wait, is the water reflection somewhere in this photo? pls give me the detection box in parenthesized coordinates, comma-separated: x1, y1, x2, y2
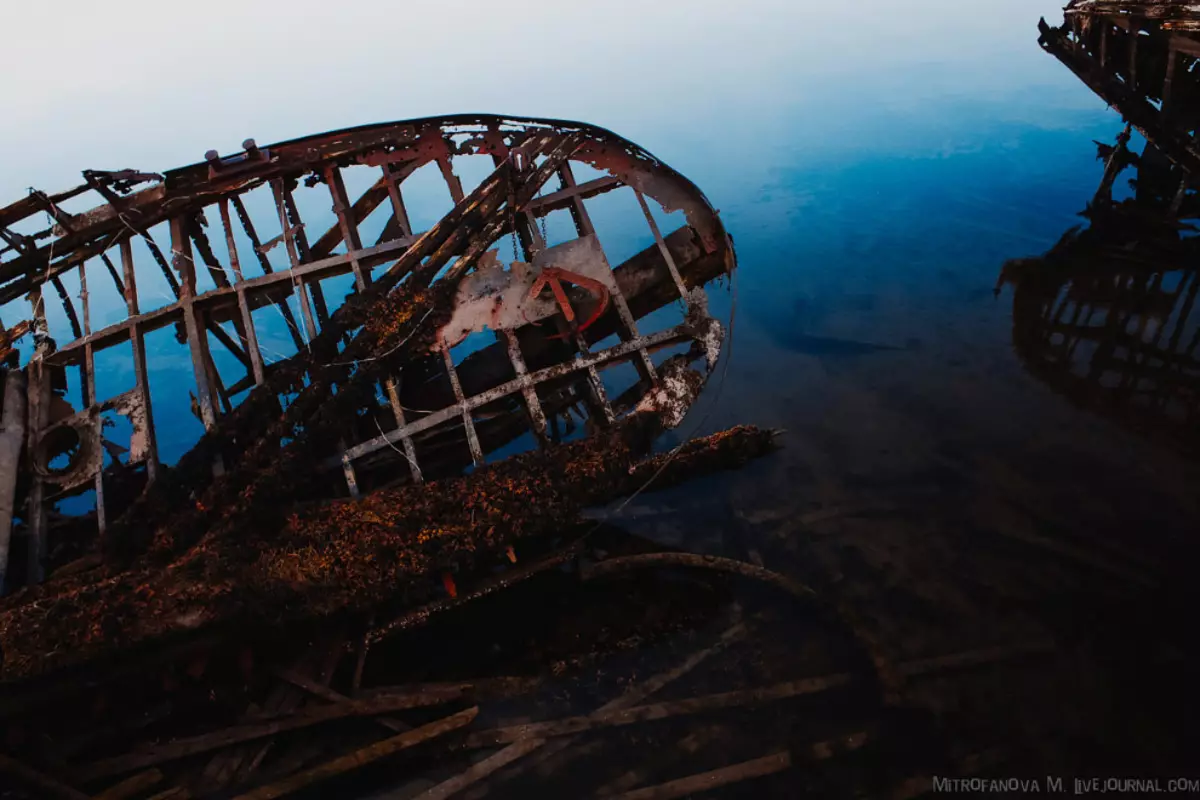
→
(1002, 10, 1200, 456)
(1001, 197, 1200, 456)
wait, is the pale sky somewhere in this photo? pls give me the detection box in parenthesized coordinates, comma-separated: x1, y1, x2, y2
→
(2, 0, 1068, 200)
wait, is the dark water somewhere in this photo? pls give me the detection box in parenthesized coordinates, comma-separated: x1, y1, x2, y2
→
(341, 5, 1200, 793)
(549, 4, 1200, 794)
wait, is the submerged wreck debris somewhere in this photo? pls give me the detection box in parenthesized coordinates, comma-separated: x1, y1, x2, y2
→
(1008, 6, 1200, 454)
(0, 116, 881, 798)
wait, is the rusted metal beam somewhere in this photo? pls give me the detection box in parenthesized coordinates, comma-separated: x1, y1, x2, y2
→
(1066, 2, 1200, 22)
(44, 235, 424, 361)
(230, 193, 307, 351)
(517, 193, 615, 427)
(170, 217, 218, 432)
(219, 199, 266, 386)
(50, 276, 83, 341)
(0, 369, 26, 592)
(119, 236, 160, 482)
(270, 180, 318, 343)
(382, 162, 415, 239)
(79, 256, 108, 534)
(82, 173, 182, 302)
(564, 164, 655, 382)
(339, 326, 691, 465)
(324, 166, 370, 291)
(310, 176, 391, 260)
(0, 183, 91, 229)
(501, 330, 549, 444)
(634, 190, 690, 303)
(189, 215, 233, 289)
(441, 346, 484, 465)
(529, 174, 621, 216)
(24, 346, 51, 585)
(205, 319, 253, 373)
(0, 115, 717, 292)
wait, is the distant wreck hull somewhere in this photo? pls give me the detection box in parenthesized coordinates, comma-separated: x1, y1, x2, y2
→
(1013, 4, 1200, 456)
(0, 115, 759, 684)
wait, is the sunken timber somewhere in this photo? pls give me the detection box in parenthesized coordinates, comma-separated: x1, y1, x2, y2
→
(0, 115, 775, 686)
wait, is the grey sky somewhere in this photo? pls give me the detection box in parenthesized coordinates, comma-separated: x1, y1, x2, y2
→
(3, 0, 1066, 200)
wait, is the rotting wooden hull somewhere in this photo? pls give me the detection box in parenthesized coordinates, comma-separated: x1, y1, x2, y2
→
(0, 115, 736, 588)
(0, 115, 759, 683)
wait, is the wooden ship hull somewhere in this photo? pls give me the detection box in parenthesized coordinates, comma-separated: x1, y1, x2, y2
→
(0, 116, 814, 797)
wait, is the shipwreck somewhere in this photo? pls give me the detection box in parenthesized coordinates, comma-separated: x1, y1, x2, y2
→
(0, 116, 859, 799)
(1011, 1, 1200, 453)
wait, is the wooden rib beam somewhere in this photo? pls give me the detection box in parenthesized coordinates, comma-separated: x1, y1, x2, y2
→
(230, 707, 478, 800)
(464, 674, 855, 748)
(76, 691, 468, 782)
(409, 618, 748, 800)
(309, 176, 391, 260)
(607, 751, 794, 800)
(92, 769, 165, 800)
(0, 753, 89, 800)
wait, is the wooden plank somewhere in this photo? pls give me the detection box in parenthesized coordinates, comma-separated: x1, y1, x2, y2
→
(270, 667, 422, 734)
(401, 739, 545, 800)
(411, 619, 748, 800)
(558, 164, 655, 382)
(24, 349, 50, 584)
(608, 752, 793, 800)
(230, 707, 478, 800)
(92, 768, 164, 800)
(0, 753, 89, 800)
(324, 166, 369, 291)
(77, 691, 467, 781)
(144, 789, 190, 800)
(170, 216, 218, 432)
(634, 190, 689, 302)
(207, 641, 344, 789)
(218, 198, 265, 386)
(0, 370, 26, 591)
(527, 175, 621, 215)
(464, 674, 854, 747)
(269, 180, 318, 342)
(119, 236, 159, 482)
(608, 733, 870, 800)
(309, 176, 391, 260)
(461, 639, 1047, 760)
